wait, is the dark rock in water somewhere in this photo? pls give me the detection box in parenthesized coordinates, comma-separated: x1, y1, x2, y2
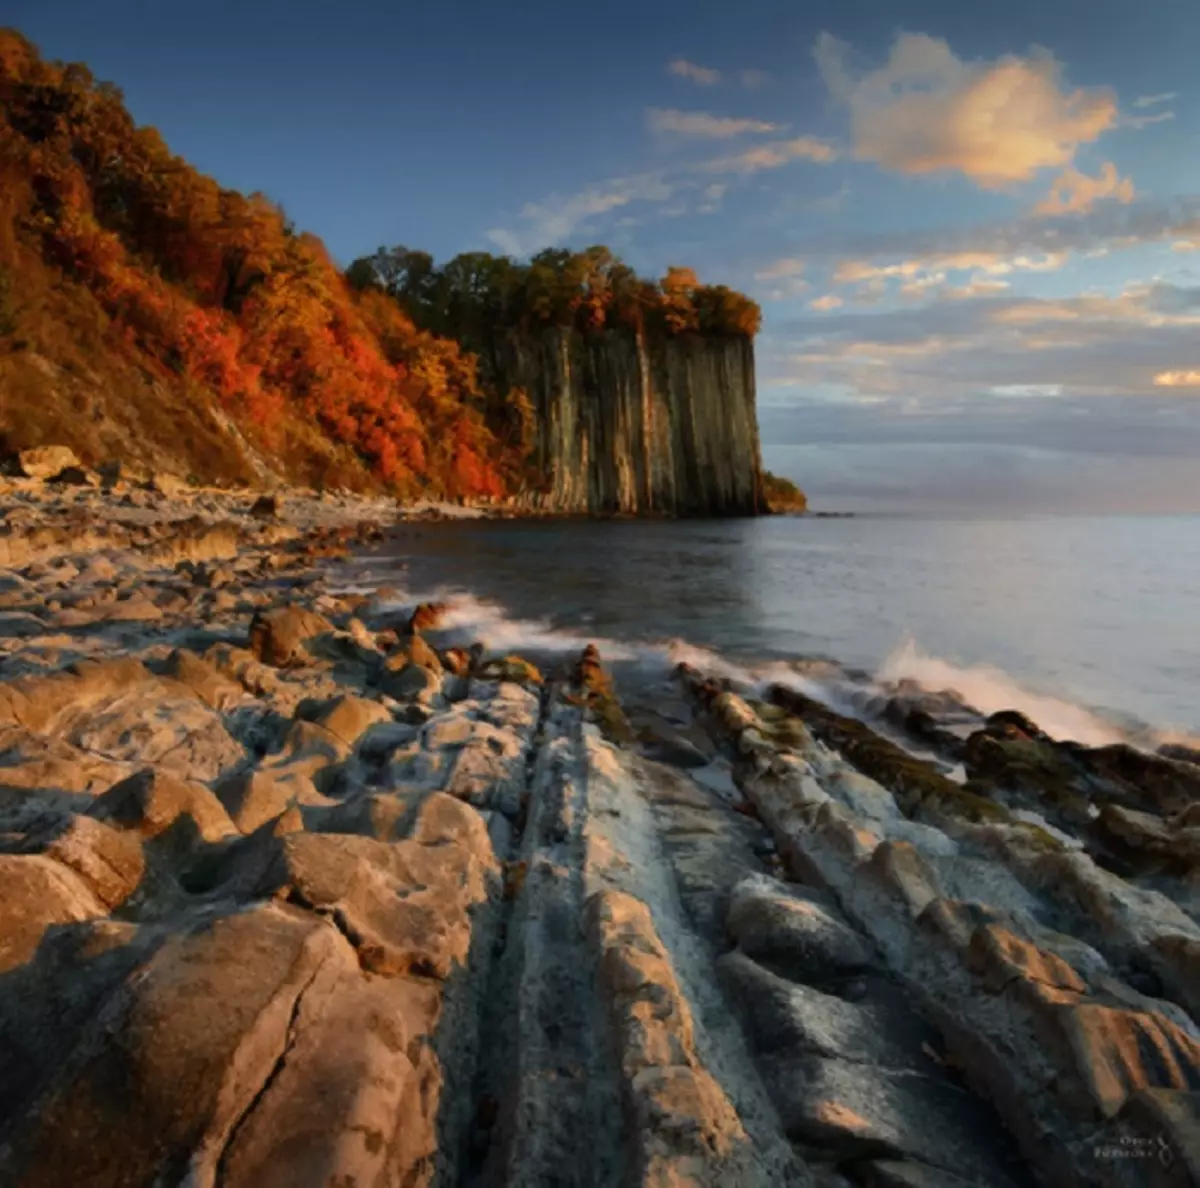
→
(406, 600, 446, 634)
(985, 709, 1050, 741)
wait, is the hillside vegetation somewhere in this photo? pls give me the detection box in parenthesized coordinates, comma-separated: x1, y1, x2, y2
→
(0, 30, 772, 501)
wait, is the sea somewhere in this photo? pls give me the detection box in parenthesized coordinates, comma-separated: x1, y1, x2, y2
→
(336, 512, 1200, 747)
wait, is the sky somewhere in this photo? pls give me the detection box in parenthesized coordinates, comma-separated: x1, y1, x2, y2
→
(8, 0, 1200, 512)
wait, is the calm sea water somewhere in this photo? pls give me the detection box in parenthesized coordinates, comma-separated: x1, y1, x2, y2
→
(341, 513, 1200, 741)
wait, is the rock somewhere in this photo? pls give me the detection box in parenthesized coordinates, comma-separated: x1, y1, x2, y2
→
(48, 465, 96, 487)
(725, 874, 876, 983)
(162, 648, 243, 711)
(146, 471, 189, 497)
(441, 646, 473, 677)
(407, 601, 446, 633)
(248, 604, 334, 667)
(476, 654, 543, 686)
(317, 694, 393, 747)
(0, 854, 106, 973)
(14, 446, 81, 480)
(587, 889, 747, 1177)
(254, 794, 496, 977)
(30, 814, 145, 910)
(381, 661, 443, 703)
(215, 767, 332, 834)
(0, 904, 446, 1188)
(387, 632, 443, 675)
(249, 493, 280, 518)
(90, 768, 237, 844)
(763, 1053, 1018, 1184)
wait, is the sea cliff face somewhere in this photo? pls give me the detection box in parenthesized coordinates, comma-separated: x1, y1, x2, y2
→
(491, 327, 763, 517)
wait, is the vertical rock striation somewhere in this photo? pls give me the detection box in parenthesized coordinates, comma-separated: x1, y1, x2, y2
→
(493, 327, 763, 517)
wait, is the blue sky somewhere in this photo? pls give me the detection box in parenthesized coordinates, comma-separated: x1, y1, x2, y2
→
(9, 0, 1200, 510)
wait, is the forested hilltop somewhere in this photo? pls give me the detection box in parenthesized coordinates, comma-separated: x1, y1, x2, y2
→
(0, 30, 796, 511)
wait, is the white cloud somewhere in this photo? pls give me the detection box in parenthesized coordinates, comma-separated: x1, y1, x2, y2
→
(1154, 370, 1200, 387)
(667, 59, 721, 86)
(646, 108, 783, 138)
(1133, 92, 1176, 108)
(815, 31, 1120, 188)
(809, 294, 844, 311)
(1034, 162, 1134, 216)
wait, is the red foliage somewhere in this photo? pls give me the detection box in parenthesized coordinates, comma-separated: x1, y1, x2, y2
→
(0, 28, 521, 497)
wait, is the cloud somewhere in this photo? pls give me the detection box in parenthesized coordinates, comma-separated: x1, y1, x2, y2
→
(1034, 162, 1134, 216)
(1154, 370, 1200, 387)
(757, 281, 1200, 408)
(809, 294, 844, 311)
(1122, 110, 1175, 129)
(702, 135, 837, 173)
(646, 108, 783, 138)
(486, 173, 673, 255)
(740, 69, 770, 89)
(814, 31, 1120, 188)
(1133, 92, 1176, 108)
(755, 257, 805, 280)
(667, 58, 720, 86)
(832, 250, 1065, 285)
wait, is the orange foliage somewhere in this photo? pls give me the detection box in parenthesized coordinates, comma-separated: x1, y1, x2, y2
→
(0, 28, 515, 497)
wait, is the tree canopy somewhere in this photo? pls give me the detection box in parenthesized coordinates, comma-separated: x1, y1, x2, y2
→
(347, 246, 762, 341)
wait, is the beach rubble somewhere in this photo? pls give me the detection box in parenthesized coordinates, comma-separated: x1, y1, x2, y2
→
(0, 466, 1195, 1188)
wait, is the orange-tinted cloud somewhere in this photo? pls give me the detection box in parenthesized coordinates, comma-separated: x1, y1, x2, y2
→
(815, 31, 1120, 188)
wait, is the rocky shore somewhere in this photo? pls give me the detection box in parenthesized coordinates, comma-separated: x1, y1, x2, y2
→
(0, 451, 1196, 1187)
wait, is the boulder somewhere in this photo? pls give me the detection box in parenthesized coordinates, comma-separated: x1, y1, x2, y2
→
(90, 768, 237, 843)
(380, 661, 443, 703)
(406, 601, 446, 634)
(248, 605, 334, 667)
(0, 854, 106, 973)
(388, 633, 443, 675)
(317, 694, 393, 747)
(14, 446, 81, 480)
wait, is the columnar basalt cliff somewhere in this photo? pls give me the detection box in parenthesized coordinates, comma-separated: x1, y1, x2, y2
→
(495, 326, 763, 516)
(347, 246, 775, 517)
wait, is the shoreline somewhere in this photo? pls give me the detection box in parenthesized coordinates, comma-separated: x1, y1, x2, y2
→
(0, 464, 1196, 1186)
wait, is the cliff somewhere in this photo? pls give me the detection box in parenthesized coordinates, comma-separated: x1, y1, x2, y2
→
(495, 326, 763, 516)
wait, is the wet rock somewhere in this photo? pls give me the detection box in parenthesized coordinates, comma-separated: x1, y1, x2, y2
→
(407, 601, 446, 633)
(476, 654, 543, 686)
